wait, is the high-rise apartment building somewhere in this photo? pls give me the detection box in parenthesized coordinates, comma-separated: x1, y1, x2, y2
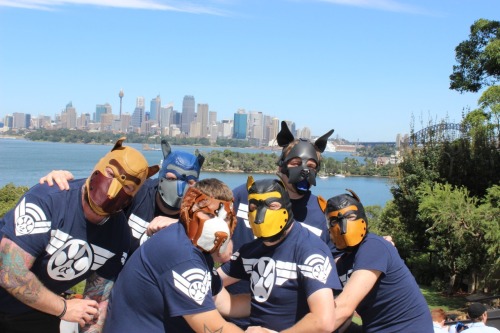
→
(181, 95, 195, 135)
(233, 109, 247, 139)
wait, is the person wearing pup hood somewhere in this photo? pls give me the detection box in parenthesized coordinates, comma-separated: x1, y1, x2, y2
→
(38, 139, 205, 256)
(103, 178, 250, 333)
(218, 177, 341, 332)
(227, 122, 336, 328)
(0, 137, 158, 333)
(325, 189, 433, 333)
(123, 139, 205, 254)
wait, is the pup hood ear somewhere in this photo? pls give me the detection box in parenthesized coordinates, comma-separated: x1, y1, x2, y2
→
(147, 165, 160, 179)
(276, 121, 295, 147)
(314, 129, 334, 153)
(161, 139, 172, 158)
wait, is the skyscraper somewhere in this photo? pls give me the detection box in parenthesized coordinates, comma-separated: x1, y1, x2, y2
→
(95, 103, 112, 123)
(233, 109, 247, 139)
(248, 111, 264, 145)
(181, 95, 195, 135)
(150, 95, 161, 124)
(197, 103, 209, 137)
(131, 97, 145, 129)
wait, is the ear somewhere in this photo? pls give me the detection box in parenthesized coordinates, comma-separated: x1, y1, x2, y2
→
(147, 165, 160, 179)
(317, 195, 327, 213)
(197, 154, 205, 168)
(346, 188, 361, 203)
(161, 139, 171, 158)
(314, 129, 334, 153)
(246, 176, 255, 192)
(111, 137, 127, 151)
(276, 121, 295, 147)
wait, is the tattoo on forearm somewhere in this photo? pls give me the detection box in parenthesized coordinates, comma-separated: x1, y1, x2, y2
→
(0, 238, 41, 305)
(84, 273, 113, 302)
(204, 324, 223, 332)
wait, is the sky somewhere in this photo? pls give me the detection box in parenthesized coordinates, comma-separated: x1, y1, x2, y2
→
(0, 0, 498, 142)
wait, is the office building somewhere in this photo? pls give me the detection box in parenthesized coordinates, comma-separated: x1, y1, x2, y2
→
(233, 109, 247, 139)
(95, 103, 112, 123)
(181, 95, 195, 135)
(150, 95, 161, 124)
(197, 103, 209, 137)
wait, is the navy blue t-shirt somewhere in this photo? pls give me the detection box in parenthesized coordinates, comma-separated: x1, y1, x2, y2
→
(222, 223, 342, 331)
(103, 223, 221, 333)
(231, 182, 337, 254)
(0, 179, 129, 315)
(336, 233, 433, 333)
(124, 178, 159, 253)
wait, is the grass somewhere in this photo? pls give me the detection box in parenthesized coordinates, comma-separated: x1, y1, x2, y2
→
(421, 286, 468, 313)
(350, 285, 469, 326)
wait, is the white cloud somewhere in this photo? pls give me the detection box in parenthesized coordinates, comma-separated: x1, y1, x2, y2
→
(0, 0, 229, 14)
(309, 0, 432, 15)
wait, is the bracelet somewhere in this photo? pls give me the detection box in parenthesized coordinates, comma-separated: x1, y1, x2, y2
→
(57, 298, 67, 319)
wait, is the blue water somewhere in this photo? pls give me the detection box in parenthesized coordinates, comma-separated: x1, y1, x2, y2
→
(0, 138, 394, 207)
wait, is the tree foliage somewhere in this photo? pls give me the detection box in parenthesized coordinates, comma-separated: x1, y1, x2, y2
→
(416, 183, 496, 294)
(379, 18, 500, 293)
(450, 18, 500, 93)
(0, 183, 28, 218)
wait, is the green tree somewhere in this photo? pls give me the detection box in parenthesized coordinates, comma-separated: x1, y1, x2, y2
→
(450, 19, 500, 93)
(417, 183, 485, 294)
(0, 183, 29, 217)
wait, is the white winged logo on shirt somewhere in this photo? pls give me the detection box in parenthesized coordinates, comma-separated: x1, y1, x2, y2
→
(173, 268, 211, 305)
(14, 198, 51, 235)
(241, 253, 331, 303)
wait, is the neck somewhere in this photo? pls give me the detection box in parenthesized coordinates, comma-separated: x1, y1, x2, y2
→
(276, 171, 304, 200)
(155, 193, 180, 216)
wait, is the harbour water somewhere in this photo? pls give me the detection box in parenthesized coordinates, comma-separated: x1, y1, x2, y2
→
(0, 138, 394, 207)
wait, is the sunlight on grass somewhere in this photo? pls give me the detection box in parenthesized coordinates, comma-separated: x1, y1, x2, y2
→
(421, 286, 467, 312)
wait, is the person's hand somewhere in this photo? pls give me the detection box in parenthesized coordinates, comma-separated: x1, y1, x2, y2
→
(245, 327, 277, 333)
(39, 170, 74, 190)
(81, 299, 108, 331)
(383, 235, 395, 247)
(213, 240, 233, 264)
(146, 216, 178, 236)
(63, 298, 99, 327)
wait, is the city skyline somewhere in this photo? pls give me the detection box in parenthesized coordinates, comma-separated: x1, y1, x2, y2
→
(1, 0, 498, 141)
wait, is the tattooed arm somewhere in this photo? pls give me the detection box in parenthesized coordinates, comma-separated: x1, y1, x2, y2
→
(0, 236, 99, 325)
(81, 272, 114, 333)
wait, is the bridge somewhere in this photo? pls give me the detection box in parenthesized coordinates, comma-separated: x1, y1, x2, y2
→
(410, 123, 464, 145)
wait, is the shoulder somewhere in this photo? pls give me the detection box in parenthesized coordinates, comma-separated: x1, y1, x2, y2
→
(360, 233, 393, 250)
(143, 224, 199, 260)
(291, 224, 331, 252)
(232, 183, 247, 198)
(137, 178, 158, 196)
(23, 179, 83, 208)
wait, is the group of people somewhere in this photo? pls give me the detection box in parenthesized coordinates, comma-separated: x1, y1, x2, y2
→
(432, 303, 499, 333)
(0, 122, 437, 333)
